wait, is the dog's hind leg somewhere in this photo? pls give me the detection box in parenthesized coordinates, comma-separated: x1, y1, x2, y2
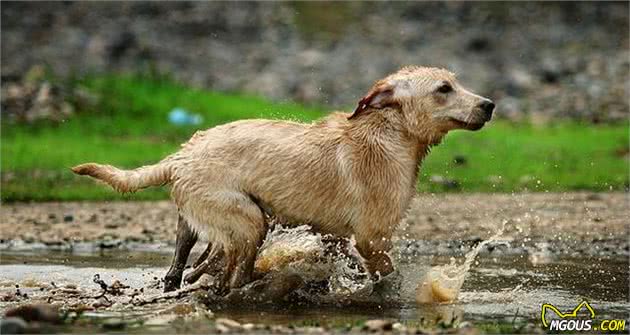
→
(215, 229, 265, 294)
(164, 214, 198, 292)
(184, 245, 225, 285)
(189, 191, 266, 294)
(226, 232, 261, 289)
(192, 243, 213, 268)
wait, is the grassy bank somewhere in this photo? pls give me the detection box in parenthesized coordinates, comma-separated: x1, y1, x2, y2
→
(2, 74, 628, 201)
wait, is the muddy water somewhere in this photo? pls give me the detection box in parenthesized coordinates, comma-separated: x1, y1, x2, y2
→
(1, 246, 627, 332)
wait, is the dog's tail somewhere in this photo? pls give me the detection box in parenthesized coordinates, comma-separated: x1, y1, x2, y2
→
(71, 161, 172, 193)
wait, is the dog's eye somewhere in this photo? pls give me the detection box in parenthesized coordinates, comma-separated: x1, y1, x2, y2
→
(437, 83, 453, 94)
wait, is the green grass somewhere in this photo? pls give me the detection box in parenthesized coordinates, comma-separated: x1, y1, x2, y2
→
(418, 121, 628, 193)
(2, 74, 628, 201)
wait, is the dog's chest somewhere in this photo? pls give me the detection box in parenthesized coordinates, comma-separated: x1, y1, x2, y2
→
(315, 156, 417, 233)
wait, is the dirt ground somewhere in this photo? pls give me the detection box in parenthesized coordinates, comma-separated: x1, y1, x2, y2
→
(1, 192, 627, 246)
(1, 192, 628, 334)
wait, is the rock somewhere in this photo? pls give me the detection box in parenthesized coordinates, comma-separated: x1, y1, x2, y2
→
(102, 319, 126, 331)
(167, 303, 195, 316)
(2, 3, 627, 122)
(107, 31, 136, 60)
(429, 175, 445, 184)
(242, 323, 256, 331)
(97, 238, 122, 249)
(92, 297, 112, 309)
(429, 175, 460, 191)
(109, 280, 130, 294)
(508, 68, 535, 90)
(392, 322, 406, 332)
(363, 319, 393, 332)
(215, 324, 231, 333)
(540, 56, 569, 84)
(270, 325, 293, 333)
(528, 250, 555, 266)
(225, 272, 304, 304)
(141, 228, 155, 235)
(497, 96, 524, 121)
(586, 193, 603, 201)
(216, 318, 242, 331)
(144, 314, 178, 326)
(452, 155, 467, 166)
(1, 76, 75, 123)
(0, 317, 29, 334)
(4, 304, 60, 324)
(467, 36, 491, 52)
(456, 324, 480, 335)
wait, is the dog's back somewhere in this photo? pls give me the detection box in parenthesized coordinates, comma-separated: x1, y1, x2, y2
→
(169, 117, 362, 237)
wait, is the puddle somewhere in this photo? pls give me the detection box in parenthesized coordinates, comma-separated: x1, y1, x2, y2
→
(1, 243, 627, 332)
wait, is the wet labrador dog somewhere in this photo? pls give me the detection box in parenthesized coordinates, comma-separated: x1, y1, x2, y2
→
(72, 66, 495, 293)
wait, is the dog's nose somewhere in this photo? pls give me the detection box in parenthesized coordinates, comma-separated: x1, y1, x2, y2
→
(479, 100, 495, 120)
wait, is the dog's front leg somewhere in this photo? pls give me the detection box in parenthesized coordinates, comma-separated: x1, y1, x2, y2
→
(164, 215, 198, 292)
(355, 231, 394, 280)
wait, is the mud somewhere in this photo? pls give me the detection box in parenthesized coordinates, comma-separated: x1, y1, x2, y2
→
(0, 249, 627, 334)
(1, 192, 628, 333)
(1, 193, 627, 249)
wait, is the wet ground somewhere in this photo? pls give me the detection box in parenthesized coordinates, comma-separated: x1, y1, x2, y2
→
(1, 193, 628, 333)
(2, 193, 627, 247)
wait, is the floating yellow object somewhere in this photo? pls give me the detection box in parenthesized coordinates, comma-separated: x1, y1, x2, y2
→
(415, 272, 459, 303)
(430, 279, 457, 302)
(416, 220, 507, 304)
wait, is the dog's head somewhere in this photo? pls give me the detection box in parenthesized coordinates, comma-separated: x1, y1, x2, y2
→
(349, 66, 495, 141)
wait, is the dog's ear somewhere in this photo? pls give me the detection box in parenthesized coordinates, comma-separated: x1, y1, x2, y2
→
(348, 80, 408, 120)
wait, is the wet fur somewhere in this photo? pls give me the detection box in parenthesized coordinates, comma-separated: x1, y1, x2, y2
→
(72, 66, 493, 292)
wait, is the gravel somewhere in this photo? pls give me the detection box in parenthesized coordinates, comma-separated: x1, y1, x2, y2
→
(1, 193, 627, 257)
(2, 2, 628, 122)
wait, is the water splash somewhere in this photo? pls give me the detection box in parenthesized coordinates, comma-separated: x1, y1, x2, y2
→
(253, 224, 373, 302)
(416, 220, 508, 304)
(249, 219, 508, 305)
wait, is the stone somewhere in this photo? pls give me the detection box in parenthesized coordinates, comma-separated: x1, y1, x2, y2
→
(216, 318, 242, 331)
(4, 2, 627, 122)
(4, 304, 60, 324)
(363, 319, 393, 332)
(92, 297, 112, 309)
(0, 317, 28, 334)
(102, 319, 126, 331)
(144, 314, 178, 326)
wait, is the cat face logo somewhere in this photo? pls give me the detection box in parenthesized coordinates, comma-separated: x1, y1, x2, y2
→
(541, 301, 626, 332)
(541, 301, 595, 328)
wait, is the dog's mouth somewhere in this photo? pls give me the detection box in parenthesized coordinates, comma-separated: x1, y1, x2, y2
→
(448, 118, 486, 131)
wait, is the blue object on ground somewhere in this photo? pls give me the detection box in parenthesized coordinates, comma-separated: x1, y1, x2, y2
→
(168, 107, 203, 125)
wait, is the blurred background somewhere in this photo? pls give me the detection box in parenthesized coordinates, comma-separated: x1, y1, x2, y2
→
(2, 1, 628, 201)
